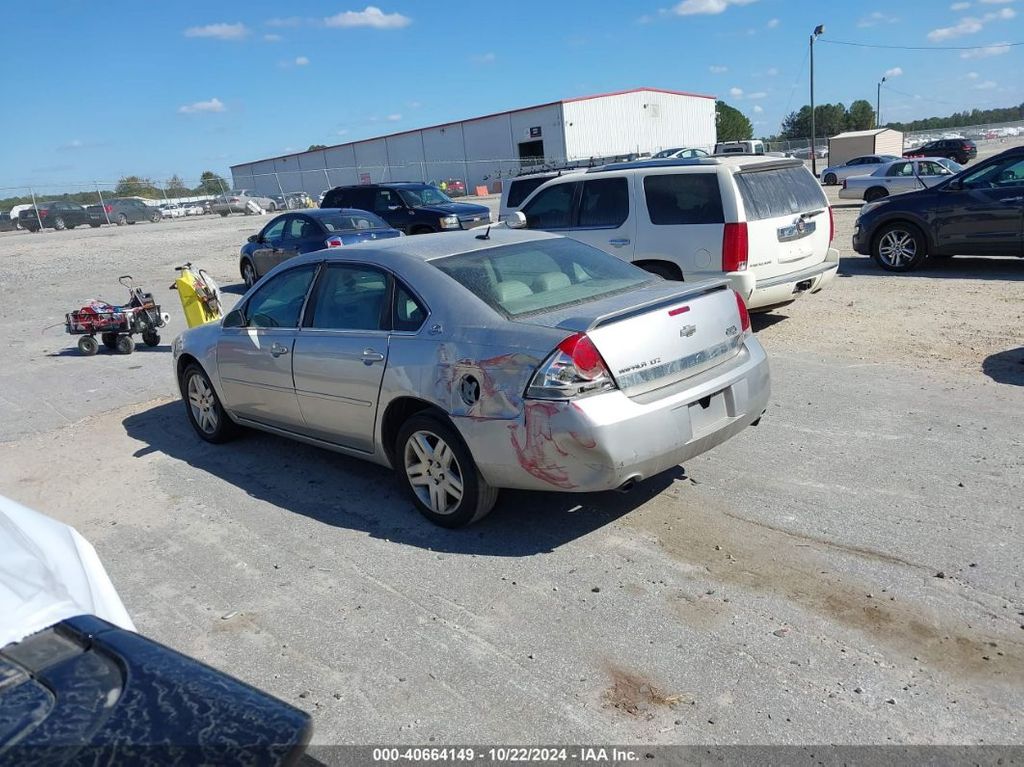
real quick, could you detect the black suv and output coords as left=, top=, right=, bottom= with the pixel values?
left=904, top=138, right=977, bottom=164
left=321, top=183, right=490, bottom=234
left=853, top=145, right=1024, bottom=271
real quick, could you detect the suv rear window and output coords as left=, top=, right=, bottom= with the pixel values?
left=506, top=176, right=553, bottom=208
left=735, top=165, right=827, bottom=221
left=643, top=174, right=723, bottom=225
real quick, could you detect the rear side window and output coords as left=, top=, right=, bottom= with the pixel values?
left=578, top=178, right=628, bottom=228
left=735, top=166, right=827, bottom=221
left=506, top=176, right=552, bottom=208
left=321, top=189, right=348, bottom=208
left=643, top=174, right=724, bottom=225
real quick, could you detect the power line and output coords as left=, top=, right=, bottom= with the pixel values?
left=820, top=39, right=1021, bottom=51
left=781, top=44, right=811, bottom=119
left=882, top=83, right=957, bottom=108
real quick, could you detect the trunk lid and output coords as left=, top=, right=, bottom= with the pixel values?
left=733, top=161, right=831, bottom=281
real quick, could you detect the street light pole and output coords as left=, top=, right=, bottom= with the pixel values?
left=876, top=76, right=887, bottom=128
left=809, top=25, right=825, bottom=177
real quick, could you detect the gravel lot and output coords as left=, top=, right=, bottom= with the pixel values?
left=0, top=170, right=1021, bottom=750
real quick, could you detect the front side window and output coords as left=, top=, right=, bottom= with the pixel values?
left=644, top=173, right=724, bottom=225
left=309, top=264, right=388, bottom=331
left=396, top=185, right=453, bottom=207
left=578, top=178, right=628, bottom=228
left=245, top=265, right=316, bottom=328
left=261, top=217, right=288, bottom=243
left=961, top=157, right=1024, bottom=189
left=374, top=189, right=402, bottom=212
left=521, top=182, right=577, bottom=229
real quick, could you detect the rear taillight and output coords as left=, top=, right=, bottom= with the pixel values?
left=734, top=290, right=751, bottom=334
left=38, top=209, right=47, bottom=218
left=325, top=237, right=343, bottom=248
left=526, top=332, right=616, bottom=400
left=828, top=206, right=835, bottom=243
left=229, top=197, right=239, bottom=203
left=722, top=222, right=748, bottom=272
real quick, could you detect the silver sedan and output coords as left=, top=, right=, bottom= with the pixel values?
left=820, top=154, right=901, bottom=185
left=839, top=158, right=956, bottom=202
left=172, top=229, right=770, bottom=527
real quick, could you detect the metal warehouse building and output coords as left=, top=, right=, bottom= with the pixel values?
left=230, top=87, right=716, bottom=197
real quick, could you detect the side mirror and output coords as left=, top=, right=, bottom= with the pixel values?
left=945, top=179, right=963, bottom=191
left=506, top=211, right=527, bottom=229
left=247, top=234, right=258, bottom=243
left=222, top=309, right=246, bottom=328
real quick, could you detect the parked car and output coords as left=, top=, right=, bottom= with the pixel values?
left=239, top=208, right=402, bottom=287
left=87, top=197, right=162, bottom=225
left=0, top=210, right=17, bottom=232
left=8, top=204, right=34, bottom=229
left=903, top=138, right=977, bottom=164
left=652, top=147, right=710, bottom=160
left=174, top=229, right=770, bottom=527
left=159, top=203, right=186, bottom=219
left=852, top=145, right=1024, bottom=272
left=839, top=158, right=956, bottom=202
left=791, top=145, right=829, bottom=159
left=506, top=155, right=839, bottom=312
left=211, top=190, right=279, bottom=216
left=498, top=169, right=587, bottom=223
left=19, top=201, right=103, bottom=231
left=0, top=494, right=312, bottom=764
left=819, top=154, right=901, bottom=185
left=179, top=201, right=206, bottom=216
left=935, top=157, right=965, bottom=174
left=321, top=183, right=491, bottom=234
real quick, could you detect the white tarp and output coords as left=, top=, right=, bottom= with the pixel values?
left=0, top=494, right=134, bottom=648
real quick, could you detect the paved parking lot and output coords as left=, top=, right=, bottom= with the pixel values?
left=0, top=184, right=1021, bottom=748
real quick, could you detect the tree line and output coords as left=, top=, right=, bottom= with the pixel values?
left=884, top=103, right=1024, bottom=133
left=0, top=171, right=230, bottom=210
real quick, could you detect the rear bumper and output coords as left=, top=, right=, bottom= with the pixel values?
left=727, top=247, right=840, bottom=310
left=838, top=188, right=865, bottom=200
left=457, top=336, right=770, bottom=493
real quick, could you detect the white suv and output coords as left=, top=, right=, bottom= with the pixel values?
left=507, top=156, right=839, bottom=311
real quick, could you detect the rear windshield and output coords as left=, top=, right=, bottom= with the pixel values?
left=432, top=238, right=652, bottom=318
left=318, top=212, right=390, bottom=232
left=506, top=176, right=552, bottom=208
left=735, top=165, right=827, bottom=221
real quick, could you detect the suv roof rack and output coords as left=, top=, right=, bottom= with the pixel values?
left=588, top=157, right=722, bottom=172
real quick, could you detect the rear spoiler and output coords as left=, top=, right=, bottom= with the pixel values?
left=737, top=158, right=805, bottom=172
left=584, top=279, right=731, bottom=330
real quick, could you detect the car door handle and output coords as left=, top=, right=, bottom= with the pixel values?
left=1000, top=196, right=1024, bottom=203
left=361, top=348, right=385, bottom=364
left=609, top=238, right=631, bottom=247
left=270, top=342, right=290, bottom=357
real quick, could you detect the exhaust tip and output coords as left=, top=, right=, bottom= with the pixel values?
left=615, top=476, right=640, bottom=493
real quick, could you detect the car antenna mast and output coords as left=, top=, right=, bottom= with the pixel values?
left=475, top=225, right=491, bottom=240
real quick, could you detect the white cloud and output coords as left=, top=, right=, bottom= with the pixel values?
left=266, top=17, right=303, bottom=27
left=858, top=11, right=900, bottom=27
left=961, top=41, right=1012, bottom=57
left=766, top=17, right=779, bottom=28
left=178, top=98, right=226, bottom=114
left=63, top=139, right=83, bottom=149
left=765, top=67, right=779, bottom=76
left=295, top=56, right=310, bottom=66
left=263, top=33, right=282, bottom=42
left=746, top=91, right=768, bottom=100
left=385, top=114, right=402, bottom=122
left=668, top=0, right=757, bottom=16
left=974, top=79, right=998, bottom=89
left=336, top=129, right=349, bottom=136
left=184, top=22, right=249, bottom=40
left=471, top=52, right=496, bottom=64
left=884, top=66, right=904, bottom=77
left=966, top=70, right=980, bottom=78
left=951, top=1, right=970, bottom=8
left=753, top=105, right=764, bottom=113
left=729, top=86, right=744, bottom=98
left=709, top=65, right=728, bottom=73
left=323, top=6, right=411, bottom=28
left=980, top=0, right=1013, bottom=3
left=929, top=8, right=1014, bottom=41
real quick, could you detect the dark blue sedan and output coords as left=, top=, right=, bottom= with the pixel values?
left=239, top=208, right=401, bottom=287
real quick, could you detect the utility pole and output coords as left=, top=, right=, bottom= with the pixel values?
left=810, top=24, right=825, bottom=177
left=877, top=76, right=887, bottom=129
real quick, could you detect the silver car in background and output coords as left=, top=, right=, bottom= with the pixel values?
left=820, top=154, right=901, bottom=186
left=839, top=157, right=956, bottom=202
left=211, top=190, right=279, bottom=216
left=173, top=229, right=770, bottom=527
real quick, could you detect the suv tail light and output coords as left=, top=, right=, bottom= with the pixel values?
left=828, top=206, right=835, bottom=243
left=722, top=222, right=748, bottom=272
left=526, top=332, right=616, bottom=400
left=38, top=209, right=48, bottom=218
left=104, top=204, right=112, bottom=214
left=733, top=290, right=751, bottom=334
left=325, top=237, right=343, bottom=248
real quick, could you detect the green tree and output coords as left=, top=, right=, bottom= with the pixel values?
left=165, top=174, right=189, bottom=197
left=847, top=100, right=876, bottom=131
left=307, top=144, right=328, bottom=151
left=716, top=100, right=753, bottom=142
left=115, top=176, right=159, bottom=198
left=196, top=170, right=229, bottom=195
left=780, top=106, right=812, bottom=140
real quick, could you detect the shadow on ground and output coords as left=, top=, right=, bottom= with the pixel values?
left=47, top=344, right=172, bottom=358
left=839, top=254, right=1024, bottom=282
left=751, top=312, right=789, bottom=332
left=123, top=401, right=682, bottom=557
left=983, top=346, right=1024, bottom=386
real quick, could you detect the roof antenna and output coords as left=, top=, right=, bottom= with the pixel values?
left=475, top=225, right=491, bottom=240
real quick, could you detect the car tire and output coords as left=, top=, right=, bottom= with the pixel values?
left=66, top=224, right=76, bottom=229
left=865, top=187, right=889, bottom=203
left=89, top=223, right=101, bottom=228
left=396, top=414, right=498, bottom=528
left=117, top=213, right=128, bottom=226
left=241, top=260, right=257, bottom=288
left=639, top=262, right=682, bottom=281
left=150, top=211, right=161, bottom=223
left=181, top=363, right=237, bottom=444
left=53, top=217, right=66, bottom=231
left=220, top=211, right=230, bottom=217
left=115, top=335, right=135, bottom=354
left=142, top=330, right=160, bottom=347
left=267, top=202, right=277, bottom=212
left=823, top=172, right=837, bottom=186
left=872, top=222, right=927, bottom=272
left=101, top=332, right=118, bottom=349
left=77, top=336, right=98, bottom=356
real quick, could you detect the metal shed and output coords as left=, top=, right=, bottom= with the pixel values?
left=827, top=128, right=905, bottom=168
left=231, top=87, right=717, bottom=197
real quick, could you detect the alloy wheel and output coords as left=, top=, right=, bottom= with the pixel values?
left=877, top=229, right=917, bottom=268
left=187, top=373, right=219, bottom=435
left=404, top=430, right=464, bottom=515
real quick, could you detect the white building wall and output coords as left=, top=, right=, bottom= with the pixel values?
left=323, top=145, right=358, bottom=187
left=385, top=132, right=427, bottom=182
left=508, top=104, right=566, bottom=160
left=421, top=124, right=470, bottom=186
left=563, top=91, right=717, bottom=160
left=462, top=114, right=516, bottom=190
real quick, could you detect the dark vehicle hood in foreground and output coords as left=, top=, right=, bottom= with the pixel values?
left=414, top=201, right=490, bottom=218
left=0, top=615, right=311, bottom=765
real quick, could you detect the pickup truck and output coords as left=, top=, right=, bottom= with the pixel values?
left=320, top=182, right=491, bottom=234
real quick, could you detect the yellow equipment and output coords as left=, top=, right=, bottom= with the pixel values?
left=171, top=263, right=222, bottom=328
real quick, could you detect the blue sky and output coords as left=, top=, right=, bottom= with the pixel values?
left=1, top=0, right=1021, bottom=190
